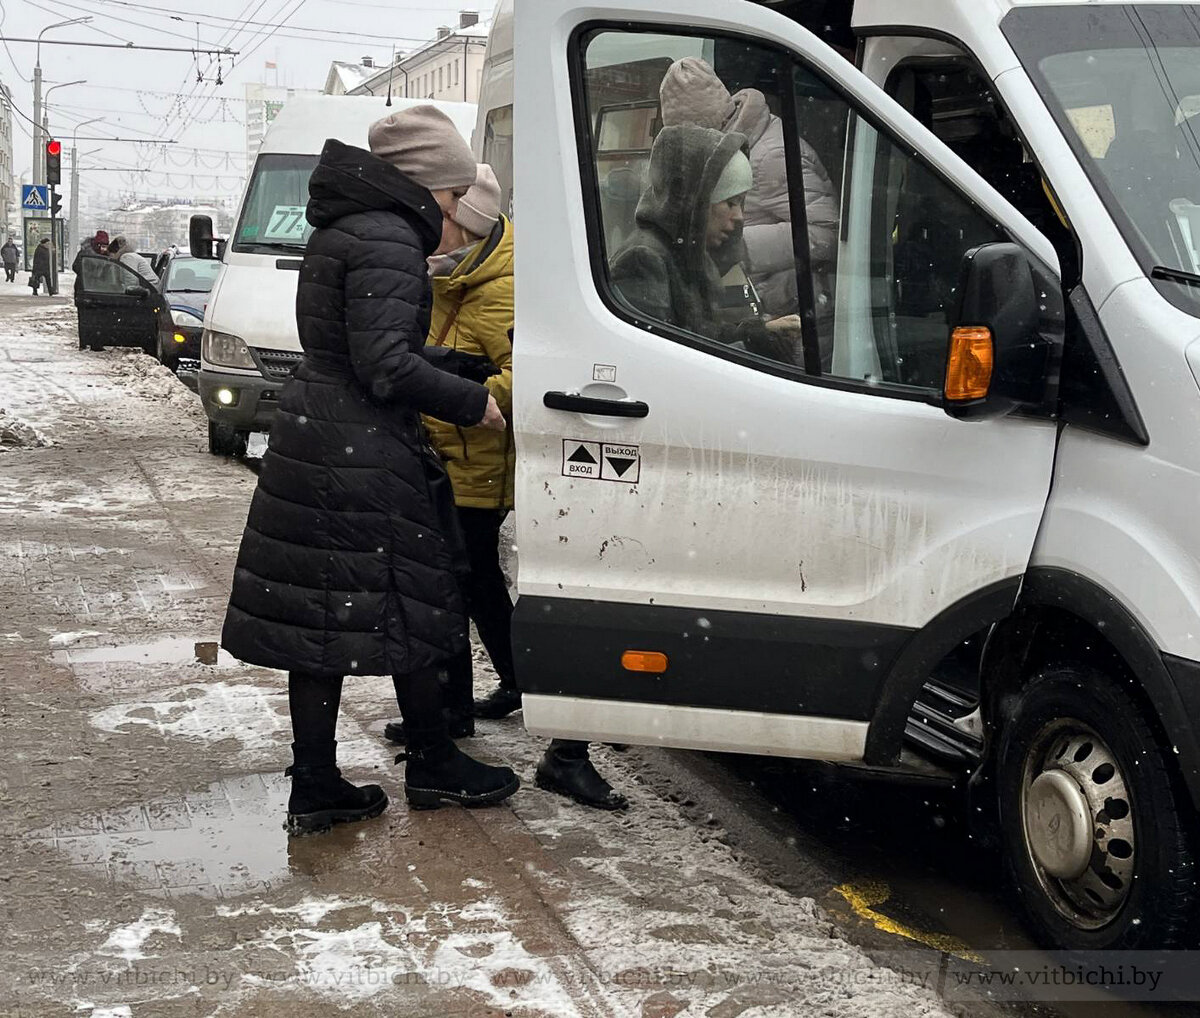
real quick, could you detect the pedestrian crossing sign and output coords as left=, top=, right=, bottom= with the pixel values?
left=21, top=185, right=49, bottom=211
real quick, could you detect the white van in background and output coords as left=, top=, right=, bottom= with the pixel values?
left=190, top=94, right=477, bottom=456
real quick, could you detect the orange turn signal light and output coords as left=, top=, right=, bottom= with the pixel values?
left=622, top=650, right=668, bottom=674
left=945, top=326, right=994, bottom=401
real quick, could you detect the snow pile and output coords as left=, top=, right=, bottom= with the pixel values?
left=0, top=407, right=52, bottom=450
left=98, top=351, right=201, bottom=412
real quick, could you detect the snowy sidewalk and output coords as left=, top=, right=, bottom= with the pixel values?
left=0, top=299, right=960, bottom=1018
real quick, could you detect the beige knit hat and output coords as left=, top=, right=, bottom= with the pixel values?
left=452, top=163, right=501, bottom=239
left=368, top=105, right=476, bottom=190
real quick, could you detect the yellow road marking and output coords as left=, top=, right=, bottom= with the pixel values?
left=834, top=879, right=983, bottom=962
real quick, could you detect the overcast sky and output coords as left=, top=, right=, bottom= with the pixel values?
left=2, top=0, right=496, bottom=210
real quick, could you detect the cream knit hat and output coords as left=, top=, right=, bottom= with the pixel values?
left=452, top=164, right=502, bottom=239
left=368, top=105, right=476, bottom=190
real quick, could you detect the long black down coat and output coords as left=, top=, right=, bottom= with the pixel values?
left=222, top=139, right=489, bottom=679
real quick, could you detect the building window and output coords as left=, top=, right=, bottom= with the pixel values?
left=454, top=59, right=460, bottom=85
left=439, top=66, right=444, bottom=92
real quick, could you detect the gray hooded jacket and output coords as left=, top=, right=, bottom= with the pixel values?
left=610, top=125, right=794, bottom=364
left=660, top=58, right=839, bottom=315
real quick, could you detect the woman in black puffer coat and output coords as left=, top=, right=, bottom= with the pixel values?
left=222, top=106, right=519, bottom=835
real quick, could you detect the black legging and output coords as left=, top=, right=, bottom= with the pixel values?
left=289, top=666, right=444, bottom=766
left=446, top=507, right=516, bottom=706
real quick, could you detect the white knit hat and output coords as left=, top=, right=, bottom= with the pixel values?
left=452, top=163, right=502, bottom=239
left=710, top=150, right=753, bottom=204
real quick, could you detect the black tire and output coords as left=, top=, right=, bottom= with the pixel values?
left=998, top=665, right=1197, bottom=949
left=207, top=420, right=244, bottom=457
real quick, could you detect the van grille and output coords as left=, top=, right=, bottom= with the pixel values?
left=251, top=348, right=303, bottom=381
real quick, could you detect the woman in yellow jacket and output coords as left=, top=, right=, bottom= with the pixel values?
left=385, top=165, right=627, bottom=810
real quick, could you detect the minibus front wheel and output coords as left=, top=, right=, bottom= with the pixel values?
left=997, top=665, right=1197, bottom=949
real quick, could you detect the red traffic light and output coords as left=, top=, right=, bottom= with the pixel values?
left=46, top=140, right=62, bottom=157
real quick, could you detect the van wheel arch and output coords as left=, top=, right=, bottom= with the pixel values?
left=981, top=568, right=1200, bottom=814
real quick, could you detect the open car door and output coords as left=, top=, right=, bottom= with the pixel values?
left=76, top=255, right=161, bottom=354
left=511, top=0, right=1065, bottom=764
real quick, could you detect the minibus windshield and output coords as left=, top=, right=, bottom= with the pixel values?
left=233, top=153, right=319, bottom=255
left=1004, top=5, right=1200, bottom=315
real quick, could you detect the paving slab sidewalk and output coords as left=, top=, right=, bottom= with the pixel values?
left=0, top=293, right=958, bottom=1018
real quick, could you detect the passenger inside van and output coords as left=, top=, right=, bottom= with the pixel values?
left=610, top=122, right=801, bottom=363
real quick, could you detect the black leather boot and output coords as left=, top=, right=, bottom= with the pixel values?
left=398, top=727, right=520, bottom=809
left=285, top=763, right=388, bottom=836
left=473, top=685, right=522, bottom=720
left=383, top=711, right=474, bottom=744
left=535, top=741, right=629, bottom=811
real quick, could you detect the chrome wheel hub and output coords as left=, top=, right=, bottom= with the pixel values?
left=1020, top=724, right=1135, bottom=929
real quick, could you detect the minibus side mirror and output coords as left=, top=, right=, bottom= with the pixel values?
left=190, top=215, right=217, bottom=260
left=124, top=285, right=148, bottom=298
left=941, top=242, right=1056, bottom=421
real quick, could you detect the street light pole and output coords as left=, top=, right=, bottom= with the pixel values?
left=39, top=80, right=86, bottom=224
left=33, top=18, right=91, bottom=186
left=70, top=118, right=102, bottom=253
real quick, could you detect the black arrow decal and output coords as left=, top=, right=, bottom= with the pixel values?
left=568, top=444, right=597, bottom=464
left=606, top=456, right=636, bottom=478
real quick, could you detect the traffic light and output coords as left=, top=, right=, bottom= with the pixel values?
left=50, top=191, right=63, bottom=218
left=46, top=139, right=62, bottom=186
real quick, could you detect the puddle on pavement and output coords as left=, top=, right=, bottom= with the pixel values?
left=53, top=636, right=235, bottom=667
left=53, top=636, right=238, bottom=694
left=34, top=775, right=290, bottom=898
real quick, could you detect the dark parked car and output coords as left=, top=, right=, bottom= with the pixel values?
left=157, top=256, right=221, bottom=373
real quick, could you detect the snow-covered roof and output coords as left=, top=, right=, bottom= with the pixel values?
left=324, top=61, right=379, bottom=96
left=351, top=20, right=491, bottom=96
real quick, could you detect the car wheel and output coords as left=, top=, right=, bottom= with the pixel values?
left=998, top=665, right=1197, bottom=949
left=207, top=421, right=244, bottom=457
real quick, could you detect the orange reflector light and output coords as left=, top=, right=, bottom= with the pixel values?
left=945, top=326, right=994, bottom=401
left=622, top=650, right=668, bottom=673
left=173, top=333, right=187, bottom=344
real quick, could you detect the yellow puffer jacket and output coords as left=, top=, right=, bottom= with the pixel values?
left=424, top=215, right=515, bottom=509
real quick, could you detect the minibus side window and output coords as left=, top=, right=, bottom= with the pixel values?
left=830, top=107, right=1005, bottom=391
left=482, top=105, right=514, bottom=218
left=577, top=29, right=830, bottom=374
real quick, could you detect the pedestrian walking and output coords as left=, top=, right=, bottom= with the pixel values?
left=29, top=239, right=54, bottom=296
left=1, top=237, right=18, bottom=282
left=381, top=163, right=628, bottom=811
left=222, top=105, right=520, bottom=836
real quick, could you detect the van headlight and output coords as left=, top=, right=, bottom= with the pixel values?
left=202, top=330, right=256, bottom=370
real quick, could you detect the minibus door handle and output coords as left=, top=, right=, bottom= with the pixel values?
left=543, top=391, right=650, bottom=419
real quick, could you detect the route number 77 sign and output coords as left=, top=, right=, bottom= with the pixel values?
left=263, top=204, right=310, bottom=242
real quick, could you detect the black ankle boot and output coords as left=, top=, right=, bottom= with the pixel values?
left=397, top=727, right=520, bottom=810
left=535, top=744, right=629, bottom=811
left=383, top=710, right=474, bottom=744
left=285, top=764, right=388, bottom=835
left=473, top=686, right=522, bottom=720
